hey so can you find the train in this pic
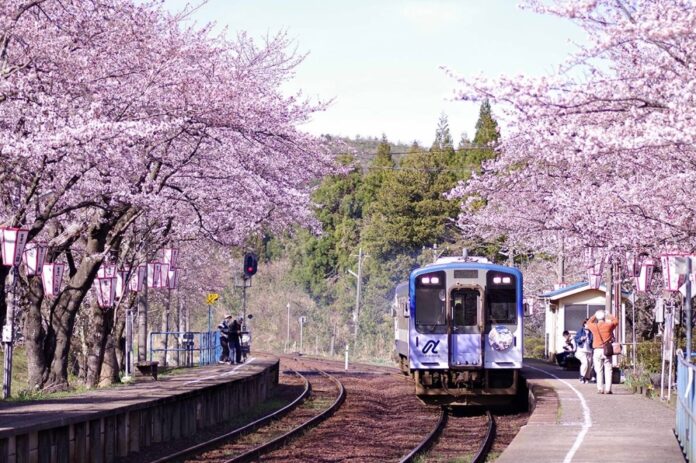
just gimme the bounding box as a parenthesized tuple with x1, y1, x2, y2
(393, 255, 524, 406)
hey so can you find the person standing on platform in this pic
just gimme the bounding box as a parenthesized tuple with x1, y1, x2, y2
(575, 318, 594, 383)
(587, 310, 619, 394)
(229, 316, 243, 364)
(217, 315, 232, 364)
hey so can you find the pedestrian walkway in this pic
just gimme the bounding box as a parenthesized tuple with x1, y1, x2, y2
(497, 359, 684, 463)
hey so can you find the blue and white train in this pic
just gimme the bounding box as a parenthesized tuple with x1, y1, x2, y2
(393, 256, 524, 406)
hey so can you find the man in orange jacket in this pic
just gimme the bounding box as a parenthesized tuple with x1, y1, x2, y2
(587, 310, 619, 394)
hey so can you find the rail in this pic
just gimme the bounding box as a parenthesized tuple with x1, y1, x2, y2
(227, 369, 346, 463)
(676, 349, 696, 462)
(150, 369, 311, 463)
(399, 406, 448, 463)
(472, 411, 496, 463)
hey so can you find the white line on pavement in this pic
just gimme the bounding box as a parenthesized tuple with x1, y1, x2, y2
(526, 365, 592, 463)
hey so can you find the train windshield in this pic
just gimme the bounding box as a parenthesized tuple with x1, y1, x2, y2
(451, 288, 479, 334)
(486, 272, 518, 325)
(414, 271, 446, 334)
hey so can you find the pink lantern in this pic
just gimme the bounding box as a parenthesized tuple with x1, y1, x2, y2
(147, 262, 162, 289)
(1, 227, 29, 267)
(42, 263, 65, 297)
(129, 265, 147, 292)
(115, 269, 128, 298)
(637, 258, 656, 293)
(167, 267, 179, 290)
(157, 263, 169, 288)
(660, 254, 685, 292)
(23, 242, 47, 276)
(95, 277, 116, 308)
(97, 263, 117, 279)
(163, 248, 179, 267)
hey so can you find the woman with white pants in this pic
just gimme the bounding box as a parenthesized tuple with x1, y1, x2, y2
(588, 310, 619, 394)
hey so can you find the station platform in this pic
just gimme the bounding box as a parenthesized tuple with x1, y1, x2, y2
(0, 354, 279, 463)
(497, 359, 684, 463)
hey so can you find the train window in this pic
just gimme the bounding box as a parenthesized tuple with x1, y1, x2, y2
(487, 289, 517, 324)
(486, 272, 517, 325)
(451, 288, 479, 333)
(415, 271, 446, 334)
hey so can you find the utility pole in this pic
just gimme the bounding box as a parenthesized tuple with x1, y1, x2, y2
(348, 247, 367, 338)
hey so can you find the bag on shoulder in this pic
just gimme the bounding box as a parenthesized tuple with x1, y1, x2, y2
(603, 340, 621, 356)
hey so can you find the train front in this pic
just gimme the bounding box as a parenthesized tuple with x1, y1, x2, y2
(408, 263, 523, 406)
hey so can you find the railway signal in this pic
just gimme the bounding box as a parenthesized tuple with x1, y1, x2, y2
(243, 252, 258, 278)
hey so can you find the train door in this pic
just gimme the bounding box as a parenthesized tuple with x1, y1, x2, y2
(449, 287, 483, 367)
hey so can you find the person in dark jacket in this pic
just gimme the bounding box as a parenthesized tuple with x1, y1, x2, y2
(217, 315, 232, 363)
(575, 319, 594, 383)
(229, 316, 242, 364)
(555, 330, 576, 367)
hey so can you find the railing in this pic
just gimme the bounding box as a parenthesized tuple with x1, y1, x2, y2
(149, 331, 221, 367)
(676, 349, 695, 461)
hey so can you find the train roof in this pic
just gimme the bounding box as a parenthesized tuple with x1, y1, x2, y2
(410, 261, 522, 279)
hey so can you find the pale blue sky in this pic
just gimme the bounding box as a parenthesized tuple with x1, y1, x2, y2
(164, 0, 584, 146)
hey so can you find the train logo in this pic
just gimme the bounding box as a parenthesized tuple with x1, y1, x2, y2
(422, 340, 440, 354)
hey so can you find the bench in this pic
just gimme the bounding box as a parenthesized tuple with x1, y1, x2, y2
(135, 361, 159, 380)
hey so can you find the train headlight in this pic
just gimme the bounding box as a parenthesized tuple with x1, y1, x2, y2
(488, 326, 514, 351)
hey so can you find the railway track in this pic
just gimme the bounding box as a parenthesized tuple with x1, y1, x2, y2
(400, 408, 496, 463)
(151, 367, 345, 463)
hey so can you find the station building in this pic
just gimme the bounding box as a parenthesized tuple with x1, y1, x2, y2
(539, 282, 631, 358)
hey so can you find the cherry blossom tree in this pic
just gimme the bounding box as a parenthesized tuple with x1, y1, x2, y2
(1, 0, 335, 390)
(447, 0, 696, 263)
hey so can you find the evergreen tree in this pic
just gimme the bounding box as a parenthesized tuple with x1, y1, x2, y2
(457, 132, 471, 149)
(359, 134, 395, 209)
(432, 112, 454, 150)
(473, 99, 500, 146)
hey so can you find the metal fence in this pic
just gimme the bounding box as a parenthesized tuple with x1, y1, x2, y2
(676, 349, 694, 461)
(149, 331, 221, 367)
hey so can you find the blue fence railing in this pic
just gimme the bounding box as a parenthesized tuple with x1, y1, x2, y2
(149, 331, 221, 367)
(676, 349, 695, 461)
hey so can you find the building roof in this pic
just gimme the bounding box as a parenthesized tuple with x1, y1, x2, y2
(539, 281, 631, 301)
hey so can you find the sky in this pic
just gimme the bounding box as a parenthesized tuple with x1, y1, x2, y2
(162, 0, 585, 146)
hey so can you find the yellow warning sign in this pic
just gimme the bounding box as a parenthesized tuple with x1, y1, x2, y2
(206, 293, 219, 305)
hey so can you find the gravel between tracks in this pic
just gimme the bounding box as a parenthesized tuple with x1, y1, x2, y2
(259, 356, 441, 462)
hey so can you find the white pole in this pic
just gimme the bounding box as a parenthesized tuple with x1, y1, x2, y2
(299, 316, 304, 354)
(345, 344, 349, 370)
(285, 303, 290, 353)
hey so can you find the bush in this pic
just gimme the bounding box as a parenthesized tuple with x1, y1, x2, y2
(525, 336, 546, 359)
(636, 340, 662, 374)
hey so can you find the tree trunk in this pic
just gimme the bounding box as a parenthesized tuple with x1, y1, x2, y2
(43, 220, 111, 391)
(85, 302, 113, 388)
(99, 331, 120, 387)
(23, 276, 48, 390)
